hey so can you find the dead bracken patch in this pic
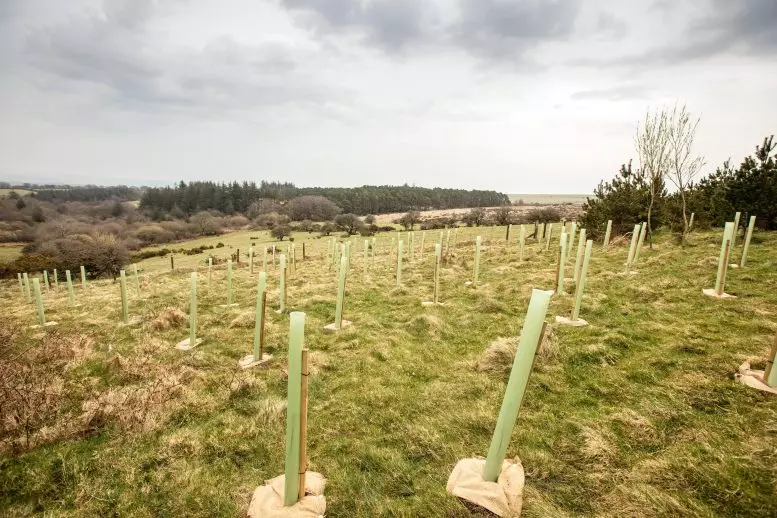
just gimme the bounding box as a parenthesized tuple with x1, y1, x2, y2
(149, 307, 187, 331)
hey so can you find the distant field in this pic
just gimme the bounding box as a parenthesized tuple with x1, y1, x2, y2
(0, 245, 23, 263)
(509, 193, 590, 205)
(0, 189, 33, 198)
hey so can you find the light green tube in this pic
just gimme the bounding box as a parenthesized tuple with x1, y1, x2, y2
(363, 240, 368, 276)
(53, 269, 58, 288)
(625, 224, 640, 272)
(284, 311, 306, 506)
(66, 270, 76, 307)
(33, 278, 45, 326)
(688, 212, 695, 231)
(740, 216, 756, 267)
(396, 240, 404, 286)
(557, 233, 567, 295)
(279, 254, 287, 312)
(568, 222, 577, 262)
(227, 259, 234, 305)
(603, 220, 612, 249)
(483, 288, 552, 481)
(120, 270, 129, 324)
(714, 222, 734, 295)
(17, 273, 23, 296)
(433, 243, 441, 304)
(133, 264, 140, 295)
(335, 255, 347, 328)
(420, 232, 426, 255)
(189, 272, 197, 345)
(474, 236, 481, 285)
(43, 270, 49, 292)
(80, 265, 87, 289)
(573, 229, 586, 282)
(545, 223, 553, 252)
(519, 225, 525, 261)
(23, 272, 31, 302)
(573, 240, 593, 321)
(253, 271, 267, 360)
(732, 211, 741, 247)
(633, 222, 647, 264)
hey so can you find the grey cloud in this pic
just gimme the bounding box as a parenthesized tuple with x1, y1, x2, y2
(572, 0, 777, 68)
(280, 0, 432, 51)
(571, 84, 651, 102)
(594, 11, 627, 40)
(22, 1, 343, 116)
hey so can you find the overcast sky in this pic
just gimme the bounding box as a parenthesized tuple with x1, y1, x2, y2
(1, 0, 776, 192)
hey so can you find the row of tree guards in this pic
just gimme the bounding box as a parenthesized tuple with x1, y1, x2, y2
(10, 215, 773, 515)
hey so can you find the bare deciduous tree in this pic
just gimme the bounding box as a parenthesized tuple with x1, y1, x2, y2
(666, 104, 704, 245)
(635, 108, 671, 247)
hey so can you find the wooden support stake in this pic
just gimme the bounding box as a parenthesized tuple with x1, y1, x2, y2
(284, 312, 306, 507)
(363, 240, 369, 277)
(483, 289, 552, 482)
(298, 349, 310, 502)
(249, 247, 254, 274)
(603, 220, 612, 249)
(505, 224, 511, 243)
(133, 264, 140, 295)
(303, 242, 306, 260)
(740, 215, 756, 267)
(253, 272, 268, 361)
(170, 255, 175, 270)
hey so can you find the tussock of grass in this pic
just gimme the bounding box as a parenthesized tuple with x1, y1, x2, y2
(149, 307, 187, 330)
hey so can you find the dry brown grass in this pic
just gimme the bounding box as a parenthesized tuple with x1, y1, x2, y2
(149, 307, 187, 331)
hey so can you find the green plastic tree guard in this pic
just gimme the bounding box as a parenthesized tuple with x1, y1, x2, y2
(603, 220, 612, 249)
(473, 236, 481, 285)
(80, 265, 86, 289)
(625, 224, 640, 272)
(33, 278, 46, 326)
(279, 254, 287, 312)
(23, 272, 32, 302)
(420, 231, 426, 255)
(66, 270, 76, 307)
(334, 255, 347, 329)
(568, 222, 577, 262)
(17, 273, 23, 296)
(396, 240, 404, 287)
(483, 288, 552, 482)
(740, 216, 756, 267)
(545, 222, 553, 252)
(573, 229, 586, 282)
(732, 211, 741, 247)
(519, 225, 525, 262)
(766, 338, 777, 388)
(689, 212, 695, 231)
(434, 243, 441, 303)
(556, 233, 567, 295)
(133, 264, 140, 295)
(120, 269, 129, 324)
(572, 240, 593, 321)
(253, 271, 268, 360)
(409, 231, 415, 262)
(227, 259, 234, 305)
(713, 222, 734, 295)
(43, 271, 49, 292)
(363, 240, 369, 277)
(53, 269, 58, 288)
(284, 311, 306, 506)
(633, 222, 648, 264)
(189, 272, 197, 346)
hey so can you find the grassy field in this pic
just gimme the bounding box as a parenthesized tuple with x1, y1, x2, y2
(0, 245, 23, 264)
(1, 224, 776, 516)
(0, 189, 33, 198)
(508, 194, 590, 205)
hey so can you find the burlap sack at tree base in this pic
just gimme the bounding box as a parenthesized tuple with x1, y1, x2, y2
(446, 457, 524, 517)
(735, 362, 777, 395)
(247, 472, 326, 518)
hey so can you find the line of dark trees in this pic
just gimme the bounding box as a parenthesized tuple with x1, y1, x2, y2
(0, 183, 142, 203)
(580, 135, 777, 236)
(139, 181, 510, 217)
